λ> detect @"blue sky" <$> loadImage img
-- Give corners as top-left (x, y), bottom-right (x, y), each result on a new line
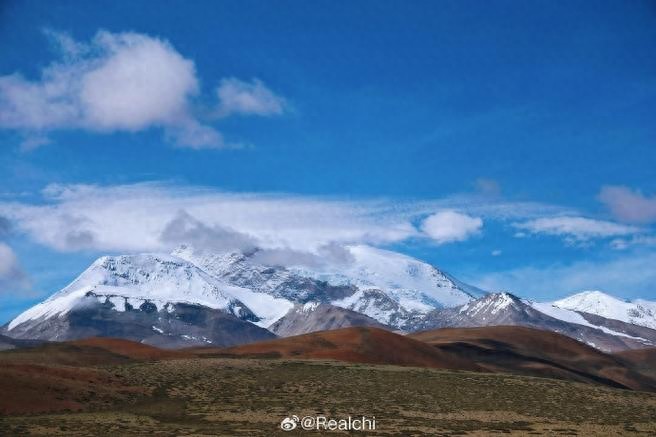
top-left (1, 0), bottom-right (655, 323)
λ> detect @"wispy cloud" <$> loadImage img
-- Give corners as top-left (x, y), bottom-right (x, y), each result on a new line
top-left (513, 216), bottom-right (640, 243)
top-left (598, 185), bottom-right (656, 225)
top-left (1, 182), bottom-right (651, 263)
top-left (0, 182), bottom-right (539, 256)
top-left (215, 78), bottom-right (286, 117)
top-left (0, 183), bottom-right (420, 253)
top-left (610, 235), bottom-right (656, 250)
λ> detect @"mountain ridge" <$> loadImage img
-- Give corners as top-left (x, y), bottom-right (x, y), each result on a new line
top-left (3, 244), bottom-right (656, 352)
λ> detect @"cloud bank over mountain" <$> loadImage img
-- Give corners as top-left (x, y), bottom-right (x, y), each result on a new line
top-left (1, 181), bottom-right (653, 300)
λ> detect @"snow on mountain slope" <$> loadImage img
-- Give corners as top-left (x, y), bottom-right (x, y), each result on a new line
top-left (8, 253), bottom-right (292, 331)
top-left (551, 291), bottom-right (656, 330)
top-left (173, 244), bottom-right (481, 329)
top-left (418, 292), bottom-right (656, 352)
top-left (7, 244), bottom-right (482, 339)
top-left (458, 292), bottom-right (518, 317)
top-left (291, 245), bottom-right (479, 310)
top-left (223, 285), bottom-right (294, 327)
top-left (530, 301), bottom-right (651, 342)
top-left (171, 246), bottom-right (300, 295)
top-left (7, 243), bottom-right (656, 352)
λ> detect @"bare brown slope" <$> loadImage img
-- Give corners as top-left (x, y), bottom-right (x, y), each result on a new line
top-left (0, 337), bottom-right (186, 415)
top-left (614, 347), bottom-right (656, 364)
top-left (196, 326), bottom-right (482, 371)
top-left (0, 337), bottom-right (187, 367)
top-left (614, 348), bottom-right (656, 380)
top-left (202, 326), bottom-right (656, 391)
top-left (410, 326), bottom-right (656, 391)
top-left (0, 363), bottom-right (145, 415)
top-left (70, 337), bottom-right (188, 361)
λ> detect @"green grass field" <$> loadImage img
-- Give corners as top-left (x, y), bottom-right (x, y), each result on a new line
top-left (2, 358), bottom-right (656, 436)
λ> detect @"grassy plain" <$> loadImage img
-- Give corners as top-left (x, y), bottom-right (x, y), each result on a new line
top-left (2, 358), bottom-right (656, 436)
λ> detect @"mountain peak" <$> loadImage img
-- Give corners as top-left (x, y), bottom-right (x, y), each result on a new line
top-left (565, 290), bottom-right (617, 300)
top-left (554, 291), bottom-right (625, 312)
top-left (457, 292), bottom-right (522, 317)
top-left (552, 290), bottom-right (656, 330)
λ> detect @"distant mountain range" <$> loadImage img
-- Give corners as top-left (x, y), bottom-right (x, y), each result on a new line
top-left (3, 244), bottom-right (655, 352)
top-left (417, 292), bottom-right (656, 351)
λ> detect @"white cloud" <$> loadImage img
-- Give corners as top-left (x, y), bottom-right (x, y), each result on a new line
top-left (598, 185), bottom-right (656, 225)
top-left (0, 30), bottom-right (287, 150)
top-left (470, 252), bottom-right (656, 299)
top-left (250, 243), bottom-right (355, 268)
top-left (4, 183), bottom-right (644, 259)
top-left (80, 32), bottom-right (199, 131)
top-left (0, 243), bottom-right (30, 295)
top-left (165, 119), bottom-right (224, 150)
top-left (0, 30), bottom-right (219, 148)
top-left (421, 210), bottom-right (483, 244)
top-left (513, 216), bottom-right (639, 242)
top-left (0, 183), bottom-right (420, 254)
top-left (610, 235), bottom-right (656, 250)
top-left (216, 78), bottom-right (286, 117)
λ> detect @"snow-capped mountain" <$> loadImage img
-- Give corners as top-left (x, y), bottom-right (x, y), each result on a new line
top-left (173, 244), bottom-right (481, 329)
top-left (550, 291), bottom-right (656, 330)
top-left (418, 292), bottom-right (556, 330)
top-left (417, 292), bottom-right (656, 352)
top-left (291, 244), bottom-right (484, 309)
top-left (5, 243), bottom-right (656, 352)
top-left (3, 253), bottom-right (284, 347)
top-left (9, 253), bottom-right (298, 329)
top-left (3, 244), bottom-right (482, 345)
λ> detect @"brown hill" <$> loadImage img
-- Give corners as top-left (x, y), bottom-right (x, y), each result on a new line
top-left (409, 325), bottom-right (656, 391)
top-left (1, 337), bottom-right (187, 367)
top-left (70, 337), bottom-right (188, 361)
top-left (0, 362), bottom-right (145, 415)
top-left (198, 326), bottom-right (482, 371)
top-left (613, 347), bottom-right (656, 380)
top-left (3, 327), bottom-right (656, 416)
top-left (0, 337), bottom-right (187, 415)
top-left (208, 326), bottom-right (656, 391)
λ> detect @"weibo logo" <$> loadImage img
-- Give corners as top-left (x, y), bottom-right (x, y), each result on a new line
top-left (280, 415), bottom-right (299, 431)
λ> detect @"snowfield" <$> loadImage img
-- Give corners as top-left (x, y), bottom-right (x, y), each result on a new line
top-left (551, 291), bottom-right (656, 330)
